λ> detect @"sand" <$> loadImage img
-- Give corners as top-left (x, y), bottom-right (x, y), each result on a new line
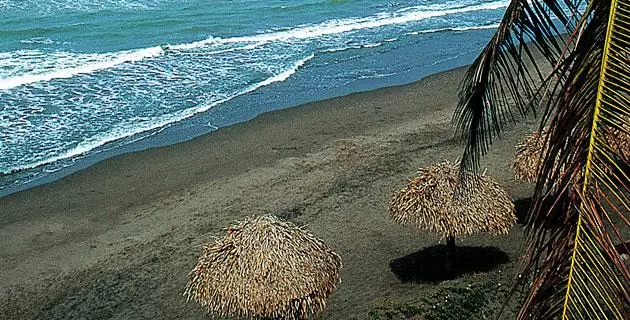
top-left (0, 65), bottom-right (541, 319)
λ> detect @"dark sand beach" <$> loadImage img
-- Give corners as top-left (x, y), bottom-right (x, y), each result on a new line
top-left (0, 66), bottom-right (541, 319)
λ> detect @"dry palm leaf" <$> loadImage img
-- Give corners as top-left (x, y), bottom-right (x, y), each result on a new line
top-left (389, 160), bottom-right (516, 238)
top-left (184, 215), bottom-right (342, 320)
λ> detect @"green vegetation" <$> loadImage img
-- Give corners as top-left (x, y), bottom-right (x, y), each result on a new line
top-left (366, 281), bottom-right (507, 320)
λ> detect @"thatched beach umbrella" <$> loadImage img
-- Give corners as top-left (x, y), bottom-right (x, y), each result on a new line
top-left (513, 125), bottom-right (628, 183)
top-left (184, 215), bottom-right (342, 320)
top-left (389, 160), bottom-right (516, 277)
top-left (512, 130), bottom-right (548, 183)
top-left (607, 125), bottom-right (630, 161)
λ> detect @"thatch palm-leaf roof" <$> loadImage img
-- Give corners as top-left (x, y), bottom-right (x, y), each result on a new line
top-left (607, 125), bottom-right (630, 161)
top-left (512, 130), bottom-right (548, 183)
top-left (184, 215), bottom-right (342, 320)
top-left (452, 0), bottom-right (630, 316)
top-left (513, 125), bottom-right (628, 183)
top-left (389, 160), bottom-right (516, 238)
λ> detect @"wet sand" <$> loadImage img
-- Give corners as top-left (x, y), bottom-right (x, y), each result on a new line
top-left (0, 65), bottom-right (541, 319)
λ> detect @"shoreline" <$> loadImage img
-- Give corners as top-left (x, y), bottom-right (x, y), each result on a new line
top-left (0, 65), bottom-right (458, 198)
top-left (1, 46), bottom-right (485, 199)
top-left (0, 65), bottom-right (468, 219)
top-left (0, 63), bottom-right (539, 319)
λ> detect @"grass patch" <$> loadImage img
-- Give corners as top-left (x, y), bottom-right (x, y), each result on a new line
top-left (366, 280), bottom-right (507, 320)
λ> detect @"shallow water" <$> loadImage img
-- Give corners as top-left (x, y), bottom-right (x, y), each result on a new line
top-left (0, 0), bottom-right (510, 195)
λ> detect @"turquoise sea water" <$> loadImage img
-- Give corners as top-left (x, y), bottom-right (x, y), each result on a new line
top-left (0, 0), bottom-right (510, 195)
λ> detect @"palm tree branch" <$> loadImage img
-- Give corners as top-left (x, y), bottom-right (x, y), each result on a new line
top-left (453, 0), bottom-right (585, 179)
top-left (516, 0), bottom-right (630, 318)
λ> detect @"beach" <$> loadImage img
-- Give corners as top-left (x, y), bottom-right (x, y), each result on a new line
top-left (0, 64), bottom-right (542, 319)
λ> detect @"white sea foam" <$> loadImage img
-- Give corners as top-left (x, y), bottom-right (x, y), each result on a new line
top-left (320, 44), bottom-right (365, 54)
top-left (178, 0), bottom-right (508, 47)
top-left (322, 21), bottom-right (500, 55)
top-left (167, 36), bottom-right (222, 50)
top-left (408, 23), bottom-right (501, 35)
top-left (19, 37), bottom-right (56, 45)
top-left (0, 46), bottom-right (164, 90)
top-left (1, 53), bottom-right (314, 174)
top-left (451, 24), bottom-right (501, 31)
top-left (0, 0), bottom-right (162, 12)
top-left (358, 72), bottom-right (396, 79)
top-left (0, 1), bottom-right (507, 90)
top-left (363, 43), bottom-right (382, 48)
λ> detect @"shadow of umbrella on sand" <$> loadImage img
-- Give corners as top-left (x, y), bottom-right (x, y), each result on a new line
top-left (184, 215), bottom-right (342, 320)
top-left (389, 160), bottom-right (516, 279)
top-left (390, 244), bottom-right (510, 283)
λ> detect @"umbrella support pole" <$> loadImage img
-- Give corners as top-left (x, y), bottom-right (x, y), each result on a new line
top-left (445, 236), bottom-right (456, 279)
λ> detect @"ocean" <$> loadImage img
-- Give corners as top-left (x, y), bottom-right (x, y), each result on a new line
top-left (0, 0), bottom-right (509, 196)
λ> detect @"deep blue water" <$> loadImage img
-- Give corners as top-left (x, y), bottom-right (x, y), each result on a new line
top-left (0, 0), bottom-right (509, 195)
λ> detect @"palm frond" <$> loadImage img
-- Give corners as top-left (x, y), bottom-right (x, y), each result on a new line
top-left (517, 0), bottom-right (630, 318)
top-left (453, 0), bottom-right (584, 177)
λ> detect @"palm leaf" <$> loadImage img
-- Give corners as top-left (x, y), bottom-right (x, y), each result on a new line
top-left (516, 0), bottom-right (630, 318)
top-left (453, 0), bottom-right (584, 177)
